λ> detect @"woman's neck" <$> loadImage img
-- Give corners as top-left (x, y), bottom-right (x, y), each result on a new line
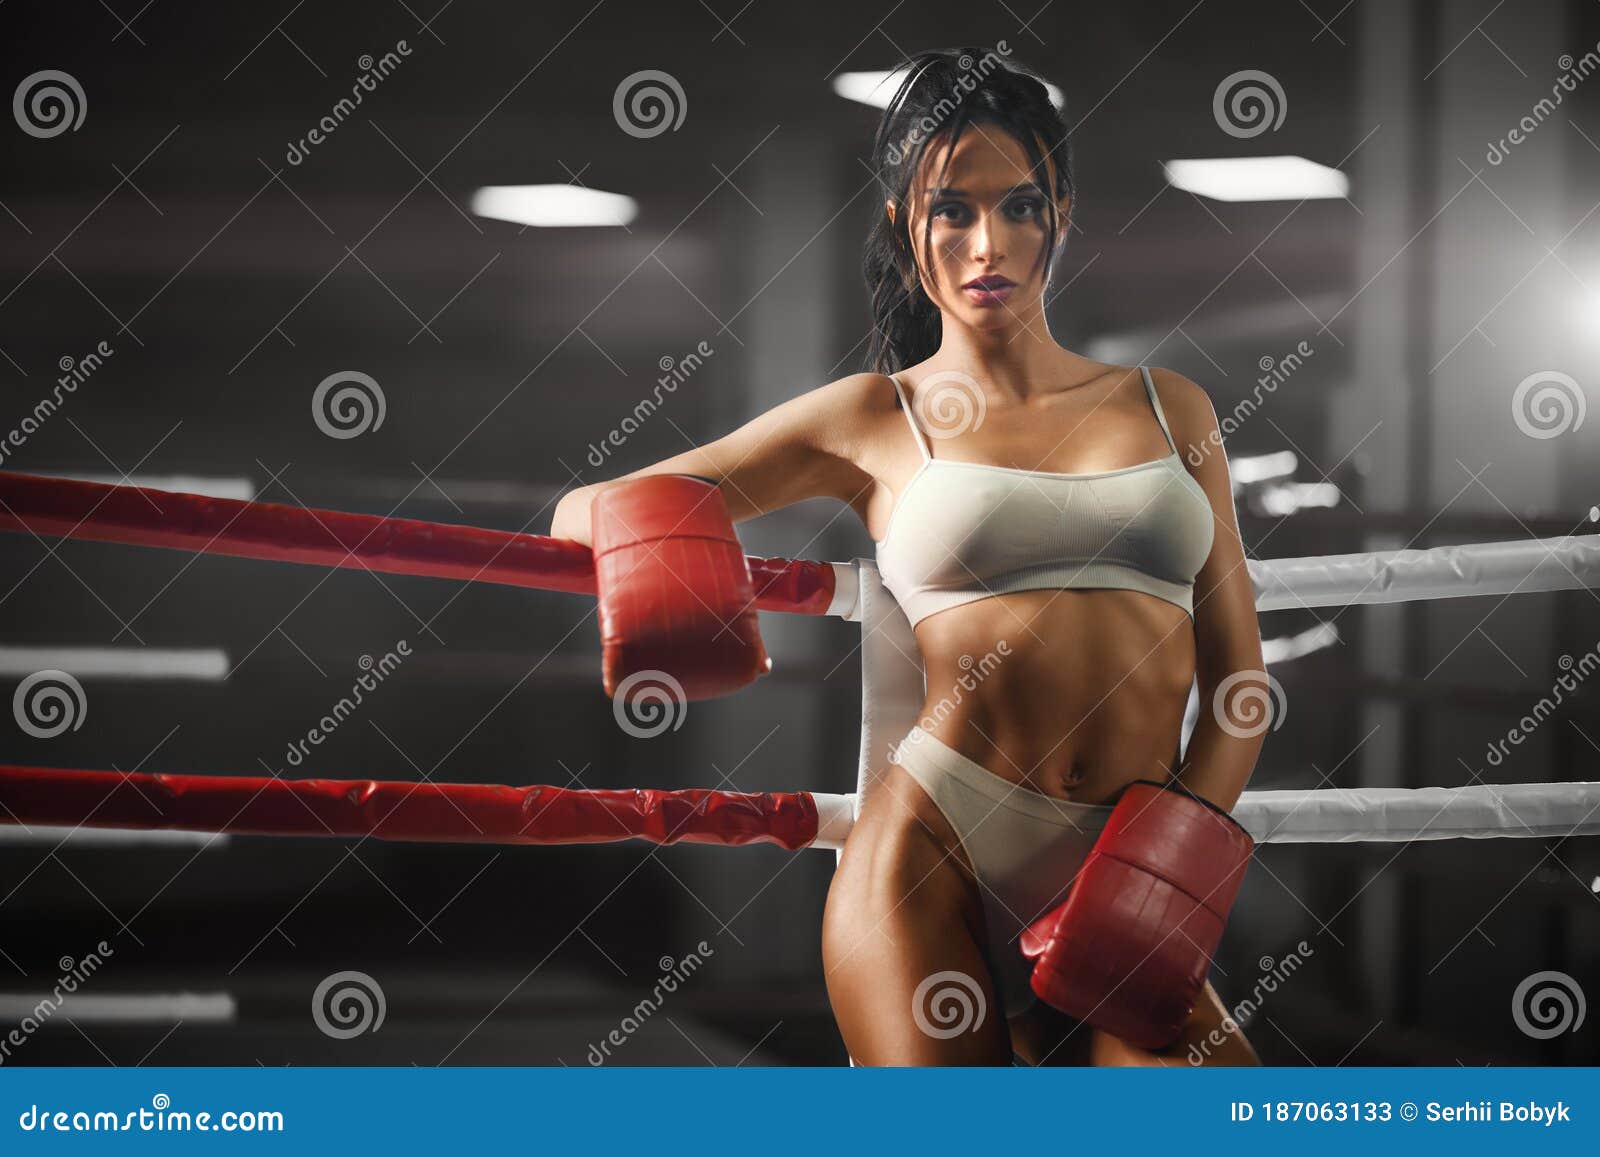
top-left (931, 317), bottom-right (1085, 403)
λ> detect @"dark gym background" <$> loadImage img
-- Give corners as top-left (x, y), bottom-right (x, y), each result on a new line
top-left (1, 0), bottom-right (1596, 1065)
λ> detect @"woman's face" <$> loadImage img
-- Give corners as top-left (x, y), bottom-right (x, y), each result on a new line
top-left (892, 127), bottom-right (1066, 334)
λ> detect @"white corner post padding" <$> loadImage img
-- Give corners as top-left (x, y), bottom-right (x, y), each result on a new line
top-left (851, 560), bottom-right (925, 804)
top-left (810, 792), bottom-right (857, 852)
top-left (825, 560), bottom-right (862, 621)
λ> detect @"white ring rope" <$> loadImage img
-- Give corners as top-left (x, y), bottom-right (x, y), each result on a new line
top-left (831, 534), bottom-right (1600, 847)
top-left (803, 783), bottom-right (1600, 849)
top-left (825, 533), bottom-right (1600, 621)
top-left (1248, 532), bottom-right (1600, 612)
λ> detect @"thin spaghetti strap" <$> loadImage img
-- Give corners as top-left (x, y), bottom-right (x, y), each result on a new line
top-left (889, 373), bottom-right (932, 462)
top-left (1139, 365), bottom-right (1177, 455)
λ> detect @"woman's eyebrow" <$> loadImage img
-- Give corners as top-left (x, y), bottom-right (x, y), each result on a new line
top-left (925, 182), bottom-right (1048, 199)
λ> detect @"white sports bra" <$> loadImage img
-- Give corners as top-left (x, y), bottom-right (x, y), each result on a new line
top-left (874, 366), bottom-right (1215, 627)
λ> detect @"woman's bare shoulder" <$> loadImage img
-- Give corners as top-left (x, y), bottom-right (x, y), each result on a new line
top-left (775, 372), bottom-right (903, 449)
top-left (812, 371), bottom-right (902, 414)
top-left (1143, 365), bottom-right (1215, 422)
top-left (1143, 365), bottom-right (1222, 465)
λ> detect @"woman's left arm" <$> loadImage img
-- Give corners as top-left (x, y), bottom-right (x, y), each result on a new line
top-left (1153, 368), bottom-right (1269, 812)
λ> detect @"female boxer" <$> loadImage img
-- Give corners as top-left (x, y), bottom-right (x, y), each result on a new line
top-left (552, 48), bottom-right (1265, 1066)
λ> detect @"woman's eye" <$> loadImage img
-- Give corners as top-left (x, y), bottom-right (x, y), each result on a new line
top-left (932, 201), bottom-right (969, 223)
top-left (1006, 197), bottom-right (1044, 219)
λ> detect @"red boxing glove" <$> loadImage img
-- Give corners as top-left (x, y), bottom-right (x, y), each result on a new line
top-left (1020, 780), bottom-right (1253, 1050)
top-left (591, 474), bottom-right (770, 702)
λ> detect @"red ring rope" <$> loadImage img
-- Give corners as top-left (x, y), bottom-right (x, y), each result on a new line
top-left (0, 470), bottom-right (837, 615)
top-left (0, 764), bottom-right (822, 851)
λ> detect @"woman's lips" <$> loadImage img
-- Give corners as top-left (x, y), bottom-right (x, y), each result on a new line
top-left (962, 280), bottom-right (1015, 307)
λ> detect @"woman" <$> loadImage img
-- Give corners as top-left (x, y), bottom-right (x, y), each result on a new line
top-left (551, 48), bottom-right (1266, 1066)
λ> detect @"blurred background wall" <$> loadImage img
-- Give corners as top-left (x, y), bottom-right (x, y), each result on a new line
top-left (0, 0), bottom-right (1596, 1064)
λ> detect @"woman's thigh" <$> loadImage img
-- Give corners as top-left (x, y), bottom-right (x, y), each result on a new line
top-left (821, 770), bottom-right (1013, 1066)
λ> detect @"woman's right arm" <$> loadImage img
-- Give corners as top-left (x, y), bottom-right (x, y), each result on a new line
top-left (548, 373), bottom-right (885, 546)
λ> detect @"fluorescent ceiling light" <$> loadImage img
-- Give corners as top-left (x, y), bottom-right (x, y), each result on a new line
top-left (471, 185), bottom-right (637, 228)
top-left (1261, 622), bottom-right (1339, 664)
top-left (1164, 156), bottom-right (1349, 202)
top-left (0, 646), bottom-right (229, 680)
top-left (1229, 450), bottom-right (1298, 486)
top-left (0, 825), bottom-right (230, 847)
top-left (832, 68), bottom-right (1064, 111)
top-left (0, 993), bottom-right (236, 1023)
top-left (43, 473), bottom-right (255, 501)
top-left (1258, 481), bottom-right (1342, 516)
